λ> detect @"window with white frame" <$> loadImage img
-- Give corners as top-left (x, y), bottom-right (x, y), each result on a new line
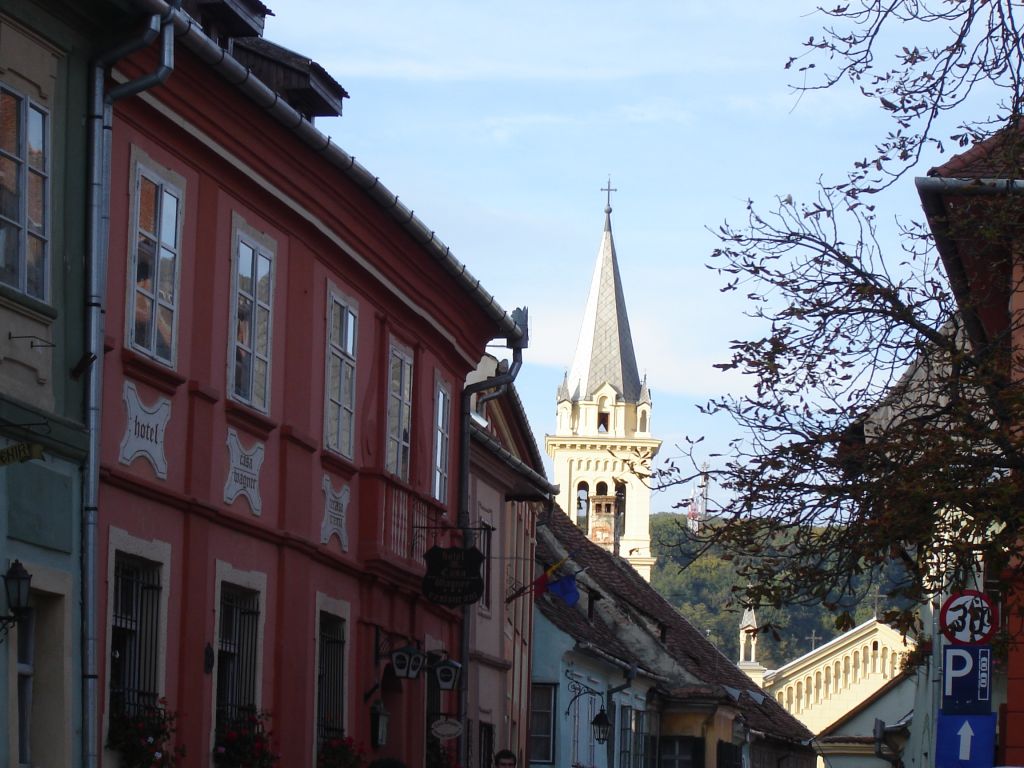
top-left (229, 222), bottom-right (274, 412)
top-left (128, 162), bottom-right (182, 364)
top-left (109, 553), bottom-right (162, 718)
top-left (385, 342), bottom-right (413, 480)
top-left (325, 289), bottom-right (357, 458)
top-left (216, 584), bottom-right (261, 727)
top-left (529, 683), bottom-right (556, 763)
top-left (0, 83), bottom-right (49, 301)
top-left (432, 377), bottom-right (451, 500)
top-left (316, 611), bottom-right (346, 746)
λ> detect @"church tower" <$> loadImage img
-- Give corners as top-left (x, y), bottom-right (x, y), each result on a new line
top-left (545, 189), bottom-right (661, 581)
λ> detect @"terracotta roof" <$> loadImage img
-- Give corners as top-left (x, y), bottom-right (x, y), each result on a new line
top-left (928, 121), bottom-right (1024, 179)
top-left (536, 507), bottom-right (813, 744)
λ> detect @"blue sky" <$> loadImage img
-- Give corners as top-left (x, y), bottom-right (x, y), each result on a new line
top-left (264, 2), bottom-right (946, 512)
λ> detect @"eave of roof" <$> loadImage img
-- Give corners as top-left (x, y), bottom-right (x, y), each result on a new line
top-left (128, 0), bottom-right (524, 343)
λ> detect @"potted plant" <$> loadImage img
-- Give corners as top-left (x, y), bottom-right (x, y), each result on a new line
top-left (213, 710), bottom-right (279, 767)
top-left (317, 735), bottom-right (366, 768)
top-left (107, 699), bottom-right (186, 768)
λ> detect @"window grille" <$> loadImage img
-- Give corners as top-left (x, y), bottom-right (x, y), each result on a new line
top-left (216, 584), bottom-right (260, 727)
top-left (619, 705), bottom-right (633, 768)
top-left (110, 554), bottom-right (162, 718)
top-left (659, 736), bottom-right (703, 768)
top-left (316, 612), bottom-right (346, 745)
top-left (478, 722), bottom-right (494, 768)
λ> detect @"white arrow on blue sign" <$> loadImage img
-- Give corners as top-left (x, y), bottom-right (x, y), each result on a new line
top-left (936, 713), bottom-right (996, 768)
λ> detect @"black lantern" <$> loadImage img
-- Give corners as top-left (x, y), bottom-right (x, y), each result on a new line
top-left (370, 700), bottom-right (389, 747)
top-left (391, 643), bottom-right (426, 679)
top-left (591, 707), bottom-right (612, 745)
top-left (434, 658), bottom-right (462, 691)
top-left (0, 560), bottom-right (31, 641)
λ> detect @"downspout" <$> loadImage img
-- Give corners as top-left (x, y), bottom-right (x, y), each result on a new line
top-left (85, 11), bottom-right (176, 768)
top-left (458, 307), bottom-right (528, 766)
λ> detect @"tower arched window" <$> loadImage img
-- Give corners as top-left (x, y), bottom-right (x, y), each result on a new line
top-left (598, 397), bottom-right (609, 432)
top-left (576, 483), bottom-right (590, 531)
top-left (639, 410), bottom-right (648, 432)
top-left (596, 481), bottom-right (608, 496)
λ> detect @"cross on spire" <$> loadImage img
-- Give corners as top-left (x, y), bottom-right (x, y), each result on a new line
top-left (601, 176), bottom-right (617, 211)
top-left (806, 629), bottom-right (821, 650)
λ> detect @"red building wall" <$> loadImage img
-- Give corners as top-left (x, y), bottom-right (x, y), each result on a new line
top-left (97, 40), bottom-right (511, 768)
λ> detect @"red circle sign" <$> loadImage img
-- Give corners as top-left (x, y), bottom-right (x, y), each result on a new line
top-left (939, 590), bottom-right (998, 645)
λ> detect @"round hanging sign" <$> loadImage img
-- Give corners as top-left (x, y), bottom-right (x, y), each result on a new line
top-left (430, 717), bottom-right (463, 741)
top-left (939, 589), bottom-right (998, 645)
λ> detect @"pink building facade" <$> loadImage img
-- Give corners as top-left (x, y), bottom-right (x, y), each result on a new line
top-left (94, 5), bottom-right (526, 767)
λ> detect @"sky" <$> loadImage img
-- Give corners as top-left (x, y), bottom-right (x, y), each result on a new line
top-left (262, 2), bottom-right (948, 512)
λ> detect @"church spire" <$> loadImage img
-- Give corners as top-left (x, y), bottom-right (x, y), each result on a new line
top-left (565, 183), bottom-right (642, 403)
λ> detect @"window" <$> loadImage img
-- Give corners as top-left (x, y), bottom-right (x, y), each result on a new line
top-left (478, 722), bottom-right (494, 768)
top-left (716, 742), bottom-right (741, 768)
top-left (0, 83), bottom-right (49, 300)
top-left (128, 163), bottom-right (182, 364)
top-left (316, 612), bottom-right (346, 745)
top-left (479, 522), bottom-right (494, 611)
top-left (230, 223), bottom-right (274, 412)
top-left (659, 737), bottom-right (703, 768)
top-left (17, 607), bottom-right (35, 767)
top-left (386, 342), bottom-right (413, 480)
top-left (216, 584), bottom-right (261, 726)
top-left (619, 705), bottom-right (633, 768)
top-left (109, 554), bottom-right (162, 717)
top-left (529, 683), bottom-right (556, 763)
top-left (325, 289), bottom-right (357, 457)
top-left (432, 378), bottom-right (451, 500)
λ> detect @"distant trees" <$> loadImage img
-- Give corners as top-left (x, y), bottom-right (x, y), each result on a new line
top-left (655, 1), bottom-right (1024, 635)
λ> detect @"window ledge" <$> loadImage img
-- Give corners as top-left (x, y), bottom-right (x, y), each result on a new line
top-left (122, 347), bottom-right (185, 395)
top-left (320, 449), bottom-right (357, 478)
top-left (225, 399), bottom-right (277, 438)
top-left (0, 283), bottom-right (57, 321)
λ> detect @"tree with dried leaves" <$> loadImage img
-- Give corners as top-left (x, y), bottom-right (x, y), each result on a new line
top-left (655, 0), bottom-right (1024, 636)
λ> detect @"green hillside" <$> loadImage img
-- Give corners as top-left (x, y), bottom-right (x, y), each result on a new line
top-left (649, 513), bottom-right (880, 670)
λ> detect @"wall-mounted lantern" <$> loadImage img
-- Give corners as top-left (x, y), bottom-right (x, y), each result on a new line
top-left (0, 560), bottom-right (31, 642)
top-left (434, 658), bottom-right (462, 691)
top-left (391, 643), bottom-right (426, 680)
top-left (591, 707), bottom-right (612, 745)
top-left (370, 700), bottom-right (389, 748)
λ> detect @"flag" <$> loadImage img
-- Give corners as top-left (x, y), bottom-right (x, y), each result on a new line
top-left (547, 573), bottom-right (580, 606)
top-left (505, 556), bottom-right (568, 604)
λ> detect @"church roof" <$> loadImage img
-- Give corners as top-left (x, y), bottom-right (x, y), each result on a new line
top-left (565, 205), bottom-right (643, 403)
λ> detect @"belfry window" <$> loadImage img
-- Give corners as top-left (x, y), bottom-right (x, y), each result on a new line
top-left (576, 483), bottom-right (589, 531)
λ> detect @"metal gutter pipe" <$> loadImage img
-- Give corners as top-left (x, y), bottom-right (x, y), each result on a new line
top-left (85, 11), bottom-right (175, 768)
top-left (457, 308), bottom-right (529, 766)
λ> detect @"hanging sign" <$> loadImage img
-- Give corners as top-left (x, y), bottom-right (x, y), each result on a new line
top-left (430, 717), bottom-right (463, 741)
top-left (0, 442), bottom-right (44, 466)
top-left (422, 546), bottom-right (485, 606)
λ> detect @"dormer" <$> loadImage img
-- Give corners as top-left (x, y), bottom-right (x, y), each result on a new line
top-left (231, 37), bottom-right (349, 121)
top-left (181, 0), bottom-right (271, 45)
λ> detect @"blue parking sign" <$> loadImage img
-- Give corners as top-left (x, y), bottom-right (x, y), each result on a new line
top-left (942, 645), bottom-right (992, 714)
top-left (936, 713), bottom-right (996, 768)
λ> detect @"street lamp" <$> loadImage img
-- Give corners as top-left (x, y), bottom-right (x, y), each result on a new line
top-left (591, 707), bottom-right (612, 745)
top-left (0, 560), bottom-right (31, 642)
